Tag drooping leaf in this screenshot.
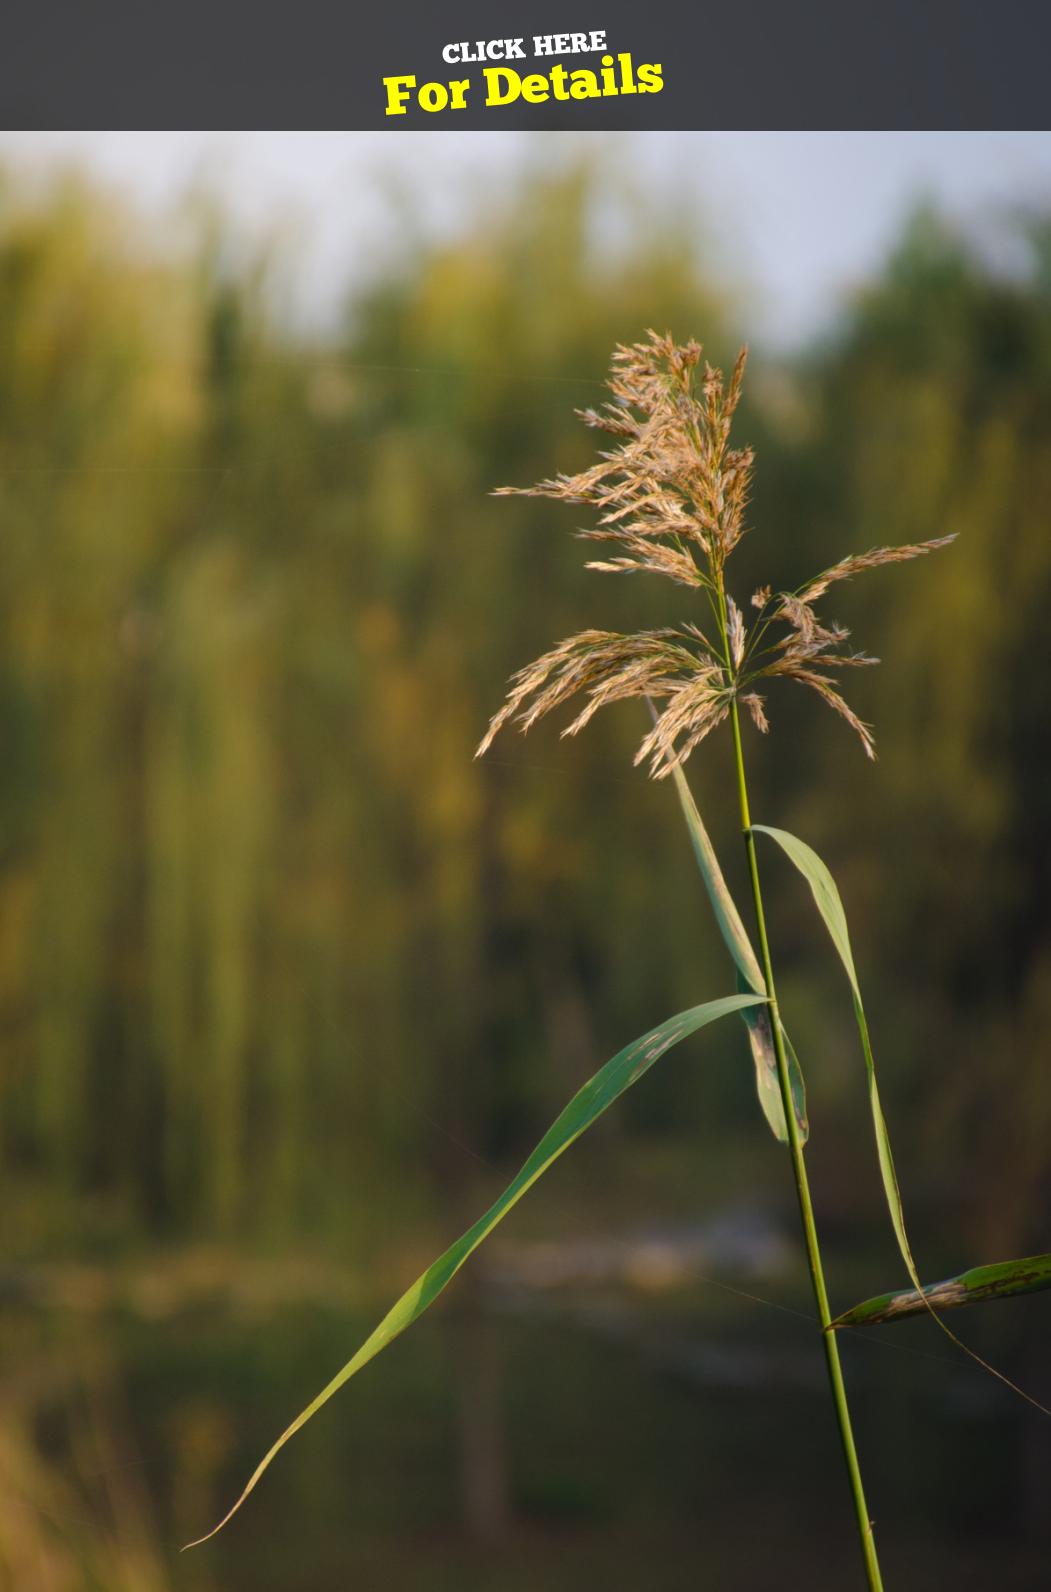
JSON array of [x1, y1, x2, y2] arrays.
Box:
[[833, 1253, 1051, 1329], [185, 991, 765, 1548], [752, 823, 1051, 1415], [667, 761, 808, 1142], [751, 824, 915, 1278], [752, 827, 859, 996]]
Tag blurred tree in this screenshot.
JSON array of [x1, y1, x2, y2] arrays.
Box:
[[0, 159, 741, 1257]]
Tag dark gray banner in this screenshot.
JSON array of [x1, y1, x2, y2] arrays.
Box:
[[3, 0, 1049, 128]]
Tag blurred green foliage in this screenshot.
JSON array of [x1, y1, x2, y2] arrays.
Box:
[[1, 160, 1049, 1274]]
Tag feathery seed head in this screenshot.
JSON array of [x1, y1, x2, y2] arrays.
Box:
[[478, 331, 955, 775]]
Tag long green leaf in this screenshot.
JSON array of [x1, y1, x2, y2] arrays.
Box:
[[833, 1253, 1051, 1329], [667, 762, 763, 989], [667, 763, 807, 1143], [752, 827, 860, 997], [751, 824, 915, 1279], [186, 991, 764, 1548], [754, 822, 1051, 1415]]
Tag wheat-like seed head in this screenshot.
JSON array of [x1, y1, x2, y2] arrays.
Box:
[[477, 331, 954, 775]]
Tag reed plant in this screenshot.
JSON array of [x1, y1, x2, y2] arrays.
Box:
[[191, 332, 1050, 1584]]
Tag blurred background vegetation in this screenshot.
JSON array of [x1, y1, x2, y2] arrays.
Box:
[[1, 148, 1050, 1589]]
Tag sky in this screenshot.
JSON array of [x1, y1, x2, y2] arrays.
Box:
[[3, 131, 1051, 347]]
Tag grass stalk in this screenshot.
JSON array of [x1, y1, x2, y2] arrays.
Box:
[[474, 333, 960, 1583], [727, 693, 883, 1591]]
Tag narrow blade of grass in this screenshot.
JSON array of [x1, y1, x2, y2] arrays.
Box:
[[667, 760, 763, 989], [667, 762, 808, 1143], [185, 991, 765, 1548], [752, 822, 1050, 1415], [751, 824, 920, 1280], [833, 1253, 1051, 1328]]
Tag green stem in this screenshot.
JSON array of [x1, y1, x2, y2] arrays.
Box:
[[722, 625, 883, 1588]]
